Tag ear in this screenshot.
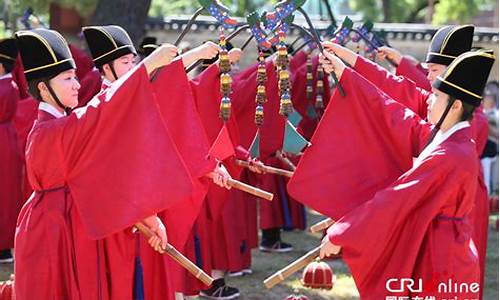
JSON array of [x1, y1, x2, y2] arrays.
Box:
[[102, 63, 110, 73], [452, 98, 464, 111], [37, 81, 48, 93]]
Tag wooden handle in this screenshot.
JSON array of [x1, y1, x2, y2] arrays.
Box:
[[206, 173, 274, 201], [275, 151, 297, 171], [263, 245, 321, 289], [235, 159, 294, 178], [135, 223, 214, 287], [310, 218, 335, 233]]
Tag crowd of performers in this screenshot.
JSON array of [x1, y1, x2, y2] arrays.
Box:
[[0, 20, 496, 300]]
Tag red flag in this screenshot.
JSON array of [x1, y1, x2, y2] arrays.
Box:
[[209, 124, 235, 161]]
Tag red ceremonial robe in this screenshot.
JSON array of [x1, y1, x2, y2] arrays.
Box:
[[11, 58, 37, 201], [255, 61, 306, 230], [141, 59, 216, 299], [191, 63, 256, 274], [14, 65, 193, 300], [353, 55, 490, 292], [290, 68, 480, 299], [289, 50, 308, 73], [0, 75, 23, 250], [290, 54, 331, 140], [396, 57, 431, 90]]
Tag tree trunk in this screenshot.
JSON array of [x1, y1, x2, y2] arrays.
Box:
[[425, 0, 435, 23], [91, 0, 151, 46], [381, 0, 391, 22]]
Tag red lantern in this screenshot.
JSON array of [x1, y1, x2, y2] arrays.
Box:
[[301, 260, 335, 289], [0, 276, 14, 300], [489, 196, 499, 213]]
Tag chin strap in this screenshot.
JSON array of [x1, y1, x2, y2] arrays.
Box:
[[43, 79, 72, 115], [423, 99, 454, 149]]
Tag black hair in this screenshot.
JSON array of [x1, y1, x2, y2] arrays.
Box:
[[448, 95, 475, 121], [1, 61, 14, 73], [97, 60, 115, 74], [27, 76, 53, 102]]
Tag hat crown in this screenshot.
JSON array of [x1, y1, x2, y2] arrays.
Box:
[[15, 28, 75, 80], [433, 50, 495, 106], [426, 25, 474, 65], [0, 38, 18, 61], [138, 36, 158, 57], [83, 25, 137, 66]]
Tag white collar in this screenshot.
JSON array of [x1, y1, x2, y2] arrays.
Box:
[[0, 73, 12, 80], [38, 102, 65, 119], [415, 121, 470, 165], [102, 78, 113, 87]]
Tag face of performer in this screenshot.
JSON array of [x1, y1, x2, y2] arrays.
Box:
[[103, 53, 136, 81], [426, 62, 447, 82], [427, 88, 463, 128], [39, 69, 80, 110]]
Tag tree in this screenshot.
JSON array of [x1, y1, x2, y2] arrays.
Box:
[[91, 0, 151, 45], [14, 0, 151, 44], [348, 0, 495, 24], [148, 0, 269, 18]]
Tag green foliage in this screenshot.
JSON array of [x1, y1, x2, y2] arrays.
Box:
[[148, 0, 269, 18], [348, 0, 494, 23], [16, 0, 97, 16]]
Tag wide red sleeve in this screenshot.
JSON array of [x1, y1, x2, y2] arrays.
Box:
[[396, 57, 432, 91], [327, 151, 463, 298], [354, 55, 430, 118], [152, 59, 216, 178], [288, 68, 431, 220], [471, 109, 489, 155], [231, 66, 259, 149], [61, 64, 194, 239]]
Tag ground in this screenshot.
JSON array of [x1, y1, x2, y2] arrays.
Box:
[[1, 212, 498, 299]]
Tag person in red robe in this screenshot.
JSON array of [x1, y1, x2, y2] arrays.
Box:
[[324, 25, 490, 297], [83, 26, 232, 300], [190, 47, 271, 299], [147, 41, 236, 300], [14, 27, 194, 300], [0, 38, 23, 264], [291, 43, 494, 299]]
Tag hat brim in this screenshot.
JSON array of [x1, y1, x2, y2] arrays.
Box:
[[94, 45, 136, 67]]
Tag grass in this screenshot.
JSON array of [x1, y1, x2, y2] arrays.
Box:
[[1, 212, 498, 299]]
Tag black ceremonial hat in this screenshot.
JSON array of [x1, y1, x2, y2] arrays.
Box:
[[426, 25, 474, 66], [15, 28, 75, 81], [138, 36, 158, 57], [82, 25, 137, 67], [433, 50, 495, 107], [0, 38, 18, 66]]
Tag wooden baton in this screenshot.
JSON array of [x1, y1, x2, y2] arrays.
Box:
[[235, 159, 294, 178], [134, 222, 214, 287], [309, 218, 335, 233], [275, 150, 297, 171], [263, 245, 322, 289], [206, 172, 274, 201]]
